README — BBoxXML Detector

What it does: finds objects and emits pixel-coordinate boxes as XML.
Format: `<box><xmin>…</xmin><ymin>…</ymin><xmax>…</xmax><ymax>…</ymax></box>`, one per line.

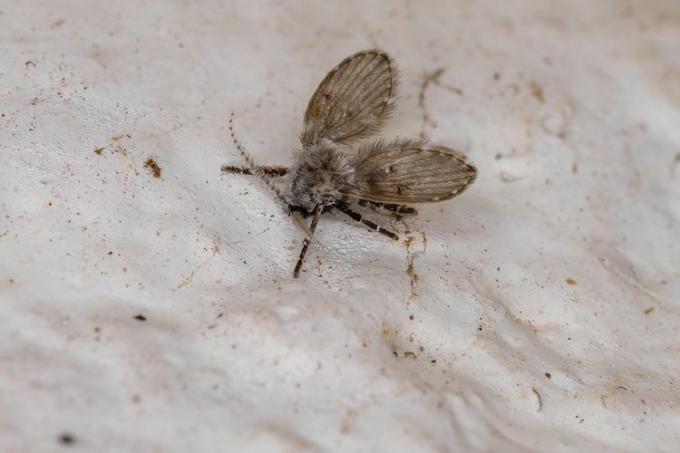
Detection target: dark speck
<box><xmin>133</xmin><ymin>314</ymin><xmax>147</xmax><ymax>322</ymax></box>
<box><xmin>58</xmin><ymin>433</ymin><xmax>76</xmax><ymax>445</ymax></box>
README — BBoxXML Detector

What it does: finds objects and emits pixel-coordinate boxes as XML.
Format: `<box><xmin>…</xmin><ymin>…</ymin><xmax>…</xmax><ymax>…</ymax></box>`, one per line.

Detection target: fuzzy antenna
<box><xmin>228</xmin><ymin>112</ymin><xmax>310</xmax><ymax>235</ymax></box>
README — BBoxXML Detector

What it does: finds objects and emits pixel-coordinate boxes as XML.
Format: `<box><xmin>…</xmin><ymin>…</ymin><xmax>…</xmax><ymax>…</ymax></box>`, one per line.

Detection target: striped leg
<box><xmin>335</xmin><ymin>203</ymin><xmax>399</xmax><ymax>241</ymax></box>
<box><xmin>357</xmin><ymin>200</ymin><xmax>418</xmax><ymax>215</ymax></box>
<box><xmin>221</xmin><ymin>165</ymin><xmax>289</xmax><ymax>177</ymax></box>
<box><xmin>293</xmin><ymin>206</ymin><xmax>322</xmax><ymax>278</ymax></box>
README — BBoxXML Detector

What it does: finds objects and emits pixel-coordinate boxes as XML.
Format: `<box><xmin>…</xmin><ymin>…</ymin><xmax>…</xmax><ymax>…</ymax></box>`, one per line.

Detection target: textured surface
<box><xmin>1</xmin><ymin>1</ymin><xmax>680</xmax><ymax>452</ymax></box>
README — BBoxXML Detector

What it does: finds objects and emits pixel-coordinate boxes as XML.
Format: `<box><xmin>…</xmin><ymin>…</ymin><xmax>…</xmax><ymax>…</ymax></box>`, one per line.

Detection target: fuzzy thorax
<box><xmin>287</xmin><ymin>145</ymin><xmax>356</xmax><ymax>212</ymax></box>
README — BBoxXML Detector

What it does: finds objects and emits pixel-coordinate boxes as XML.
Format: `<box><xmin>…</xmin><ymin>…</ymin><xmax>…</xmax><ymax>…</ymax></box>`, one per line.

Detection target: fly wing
<box><xmin>300</xmin><ymin>50</ymin><xmax>398</xmax><ymax>148</ymax></box>
<box><xmin>343</xmin><ymin>139</ymin><xmax>477</xmax><ymax>203</ymax></box>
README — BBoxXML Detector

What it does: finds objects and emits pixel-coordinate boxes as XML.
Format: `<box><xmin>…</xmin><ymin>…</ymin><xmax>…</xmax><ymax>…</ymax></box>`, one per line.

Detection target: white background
<box><xmin>1</xmin><ymin>1</ymin><xmax>679</xmax><ymax>451</ymax></box>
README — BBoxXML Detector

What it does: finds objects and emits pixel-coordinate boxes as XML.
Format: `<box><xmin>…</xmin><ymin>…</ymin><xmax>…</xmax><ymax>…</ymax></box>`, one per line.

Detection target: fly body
<box><xmin>287</xmin><ymin>144</ymin><xmax>356</xmax><ymax>214</ymax></box>
<box><xmin>224</xmin><ymin>49</ymin><xmax>478</xmax><ymax>277</ymax></box>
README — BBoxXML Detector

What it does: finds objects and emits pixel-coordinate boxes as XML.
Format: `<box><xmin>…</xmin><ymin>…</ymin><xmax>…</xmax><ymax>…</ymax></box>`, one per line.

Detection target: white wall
<box><xmin>1</xmin><ymin>1</ymin><xmax>679</xmax><ymax>451</ymax></box>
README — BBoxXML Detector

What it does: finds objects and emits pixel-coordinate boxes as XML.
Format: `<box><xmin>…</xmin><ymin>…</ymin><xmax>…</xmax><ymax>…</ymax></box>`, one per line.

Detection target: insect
<box><xmin>224</xmin><ymin>49</ymin><xmax>477</xmax><ymax>278</ymax></box>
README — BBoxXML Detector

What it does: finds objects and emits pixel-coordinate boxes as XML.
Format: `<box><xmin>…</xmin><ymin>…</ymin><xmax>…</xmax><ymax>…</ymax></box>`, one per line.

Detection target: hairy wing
<box><xmin>343</xmin><ymin>139</ymin><xmax>477</xmax><ymax>203</ymax></box>
<box><xmin>301</xmin><ymin>49</ymin><xmax>398</xmax><ymax>148</ymax></box>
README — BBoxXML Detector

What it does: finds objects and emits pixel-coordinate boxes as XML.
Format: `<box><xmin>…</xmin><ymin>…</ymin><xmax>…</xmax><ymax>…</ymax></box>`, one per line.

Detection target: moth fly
<box><xmin>225</xmin><ymin>49</ymin><xmax>477</xmax><ymax>277</ymax></box>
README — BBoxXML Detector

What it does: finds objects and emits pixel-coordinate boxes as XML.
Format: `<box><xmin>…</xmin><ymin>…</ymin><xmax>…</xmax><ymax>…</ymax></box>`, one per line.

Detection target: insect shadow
<box><xmin>224</xmin><ymin>49</ymin><xmax>477</xmax><ymax>278</ymax></box>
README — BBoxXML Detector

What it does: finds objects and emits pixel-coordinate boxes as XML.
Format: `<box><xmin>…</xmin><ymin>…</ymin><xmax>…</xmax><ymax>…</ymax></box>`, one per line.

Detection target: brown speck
<box><xmin>132</xmin><ymin>394</ymin><xmax>142</xmax><ymax>403</ymax></box>
<box><xmin>403</xmin><ymin>351</ymin><xmax>417</xmax><ymax>359</ymax></box>
<box><xmin>671</xmin><ymin>153</ymin><xmax>680</xmax><ymax>179</ymax></box>
<box><xmin>144</xmin><ymin>158</ymin><xmax>162</xmax><ymax>178</ymax></box>
<box><xmin>25</xmin><ymin>60</ymin><xmax>36</xmax><ymax>68</ymax></box>
<box><xmin>58</xmin><ymin>433</ymin><xmax>75</xmax><ymax>445</ymax></box>
<box><xmin>545</xmin><ymin>372</ymin><xmax>552</xmax><ymax>379</ymax></box>
<box><xmin>51</xmin><ymin>18</ymin><xmax>65</xmax><ymax>29</ymax></box>
<box><xmin>133</xmin><ymin>314</ymin><xmax>147</xmax><ymax>322</ymax></box>
<box><xmin>107</xmin><ymin>251</ymin><xmax>113</xmax><ymax>255</ymax></box>
<box><xmin>571</xmin><ymin>162</ymin><xmax>578</xmax><ymax>174</ymax></box>
<box><xmin>529</xmin><ymin>81</ymin><xmax>545</xmax><ymax>103</ymax></box>
<box><xmin>409</xmin><ymin>314</ymin><xmax>414</xmax><ymax>321</ymax></box>
<box><xmin>565</xmin><ymin>278</ymin><xmax>577</xmax><ymax>285</ymax></box>
<box><xmin>114</xmin><ymin>145</ymin><xmax>128</xmax><ymax>156</ymax></box>
<box><xmin>94</xmin><ymin>147</ymin><xmax>104</xmax><ymax>155</ymax></box>
<box><xmin>643</xmin><ymin>307</ymin><xmax>654</xmax><ymax>315</ymax></box>
<box><xmin>532</xmin><ymin>387</ymin><xmax>543</xmax><ymax>412</ymax></box>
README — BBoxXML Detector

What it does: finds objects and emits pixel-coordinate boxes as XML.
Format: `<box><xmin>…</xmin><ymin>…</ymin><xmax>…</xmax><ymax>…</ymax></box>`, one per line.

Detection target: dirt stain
<box><xmin>532</xmin><ymin>387</ymin><xmax>543</xmax><ymax>412</ymax></box>
<box><xmin>671</xmin><ymin>152</ymin><xmax>680</xmax><ymax>179</ymax></box>
<box><xmin>398</xmin><ymin>215</ymin><xmax>427</xmax><ymax>300</ymax></box>
<box><xmin>50</xmin><ymin>18</ymin><xmax>65</xmax><ymax>29</ymax></box>
<box><xmin>177</xmin><ymin>270</ymin><xmax>194</xmax><ymax>289</ymax></box>
<box><xmin>418</xmin><ymin>67</ymin><xmax>463</xmax><ymax>139</ymax></box>
<box><xmin>529</xmin><ymin>81</ymin><xmax>545</xmax><ymax>103</ymax></box>
<box><xmin>144</xmin><ymin>158</ymin><xmax>162</xmax><ymax>178</ymax></box>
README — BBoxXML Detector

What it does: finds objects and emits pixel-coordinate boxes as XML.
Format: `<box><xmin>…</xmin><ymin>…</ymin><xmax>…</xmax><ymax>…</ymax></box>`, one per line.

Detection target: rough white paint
<box><xmin>1</xmin><ymin>1</ymin><xmax>680</xmax><ymax>451</ymax></box>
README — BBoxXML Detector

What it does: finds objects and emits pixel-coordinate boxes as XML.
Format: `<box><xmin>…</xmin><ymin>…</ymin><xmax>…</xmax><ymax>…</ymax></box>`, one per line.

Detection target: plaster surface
<box><xmin>1</xmin><ymin>1</ymin><xmax>679</xmax><ymax>451</ymax></box>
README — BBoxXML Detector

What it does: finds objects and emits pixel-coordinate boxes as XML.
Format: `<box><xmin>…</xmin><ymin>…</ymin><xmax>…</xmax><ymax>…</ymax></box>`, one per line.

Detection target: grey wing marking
<box><xmin>301</xmin><ymin>49</ymin><xmax>398</xmax><ymax>148</ymax></box>
<box><xmin>343</xmin><ymin>139</ymin><xmax>477</xmax><ymax>203</ymax></box>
